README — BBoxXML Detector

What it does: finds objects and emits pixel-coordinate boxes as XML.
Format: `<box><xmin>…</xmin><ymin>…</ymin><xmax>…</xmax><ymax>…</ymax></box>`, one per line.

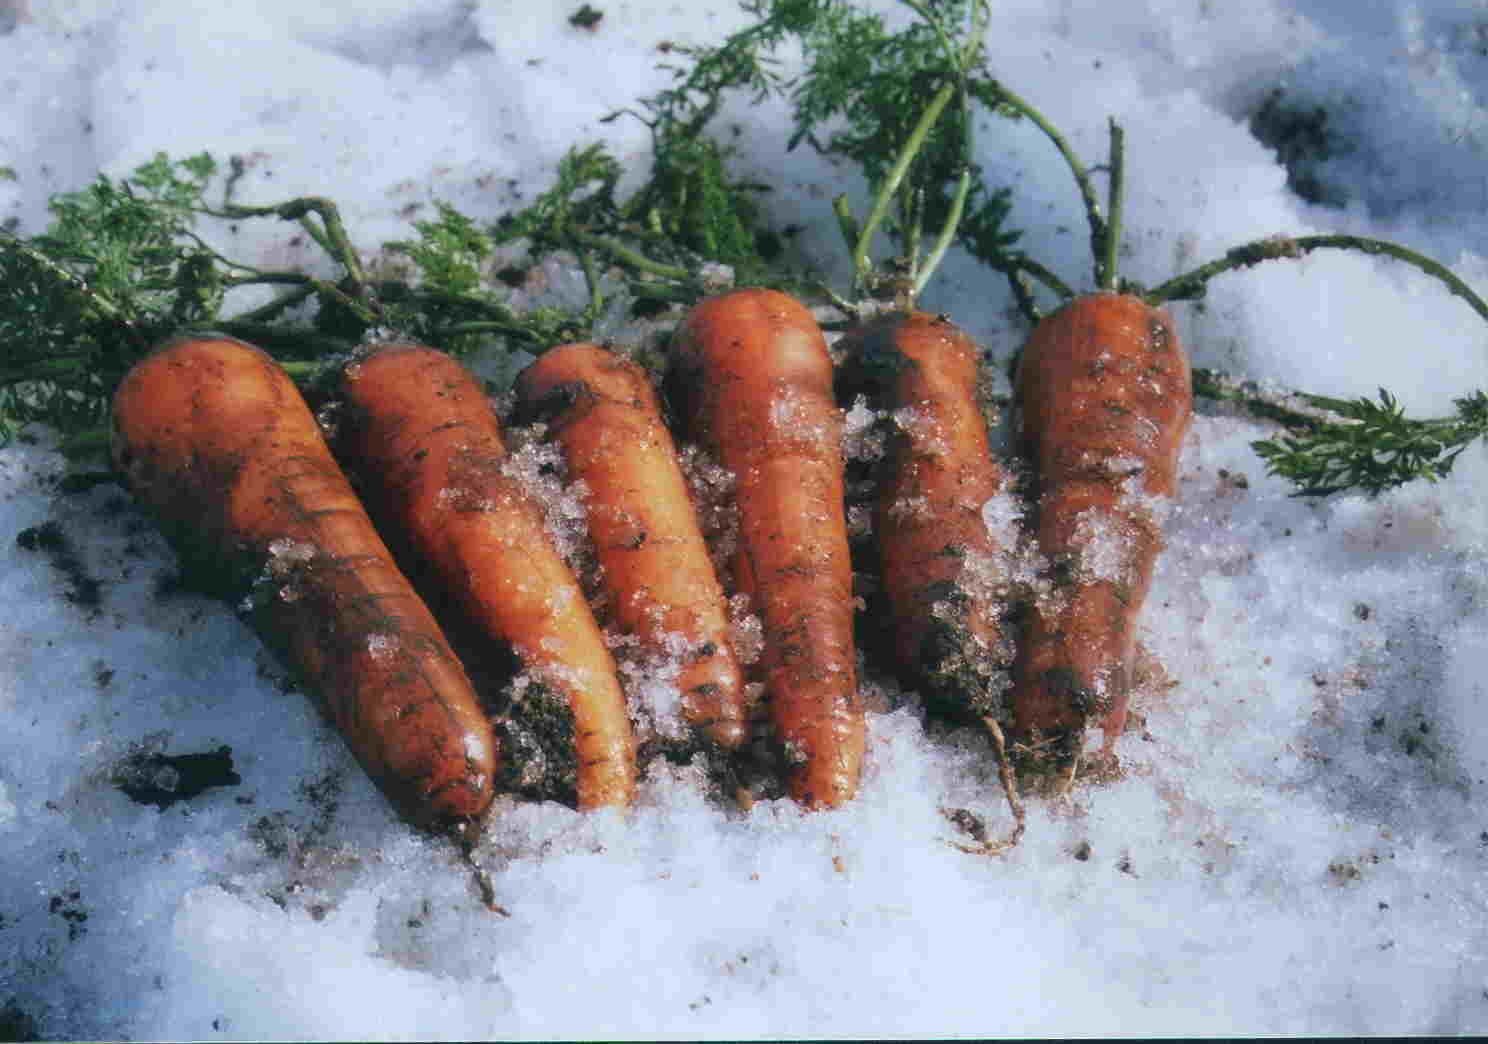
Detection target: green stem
<box><xmin>571</xmin><ymin>230</ymin><xmax>692</xmax><ymax>282</ymax></box>
<box><xmin>813</xmin><ymin>280</ymin><xmax>861</xmax><ymax>322</ymax></box>
<box><xmin>630</xmin><ymin>280</ymin><xmax>711</xmax><ymax>304</ymax></box>
<box><xmin>210</xmin><ymin>197</ymin><xmax>374</xmax><ymax>314</ymax></box>
<box><xmin>906</xmin><ymin>1</ymin><xmax>989</xmax><ymax>302</ymax></box>
<box><xmin>1101</xmin><ymin>119</ymin><xmax>1126</xmax><ymax>291</ymax></box>
<box><xmin>278</xmin><ymin>360</ymin><xmax>322</xmax><ymax>380</ymax></box>
<box><xmin>912</xmin><ymin>169</ymin><xmax>971</xmax><ymax>301</ymax></box>
<box><xmin>210</xmin><ymin>320</ymin><xmax>358</xmax><ymax>357</ymax></box>
<box><xmin>853</xmin><ymin>80</ymin><xmax>959</xmax><ymax>292</ymax></box>
<box><xmin>832</xmin><ymin>194</ymin><xmax>862</xmax><ymax>261</ymax></box>
<box><xmin>1190</xmin><ymin>367</ymin><xmax>1328</xmax><ymax>430</ymax></box>
<box><xmin>983</xmin><ymin>80</ymin><xmax>1106</xmax><ymax>279</ymax></box>
<box><xmin>1004</xmin><ymin>254</ymin><xmax>1076</xmax><ymax>302</ymax></box>
<box><xmin>56</xmin><ymin>428</ymin><xmax>113</xmax><ymax>458</ymax></box>
<box><xmin>576</xmin><ymin>246</ymin><xmax>605</xmax><ymax>318</ymax></box>
<box><xmin>901</xmin><ymin>0</ymin><xmax>965</xmax><ymax>73</ymax></box>
<box><xmin>901</xmin><ymin>185</ymin><xmax>925</xmax><ymax>292</ymax></box>
<box><xmin>441</xmin><ymin>320</ymin><xmax>544</xmax><ymax>342</ymax></box>
<box><xmin>229</xmin><ymin>283</ymin><xmax>317</xmax><ymax>324</ymax></box>
<box><xmin>1004</xmin><ymin>269</ymin><xmax>1041</xmax><ymax>325</ymax></box>
<box><xmin>1146</xmin><ymin>234</ymin><xmax>1488</xmax><ymax>325</ymax></box>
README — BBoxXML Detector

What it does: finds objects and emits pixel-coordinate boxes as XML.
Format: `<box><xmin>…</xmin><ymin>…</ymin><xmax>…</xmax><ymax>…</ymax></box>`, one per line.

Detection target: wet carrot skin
<box><xmin>670</xmin><ymin>288</ymin><xmax>865</xmax><ymax>809</ymax></box>
<box><xmin>1011</xmin><ymin>292</ymin><xmax>1192</xmax><ymax>761</ymax></box>
<box><xmin>333</xmin><ymin>343</ymin><xmax>637</xmax><ymax>810</ymax></box>
<box><xmin>512</xmin><ymin>343</ymin><xmax>747</xmax><ymax>751</ymax></box>
<box><xmin>111</xmin><ymin>336</ymin><xmax>498</xmax><ymax>831</ymax></box>
<box><xmin>837</xmin><ymin>311</ymin><xmax>1012</xmax><ymax>720</ymax></box>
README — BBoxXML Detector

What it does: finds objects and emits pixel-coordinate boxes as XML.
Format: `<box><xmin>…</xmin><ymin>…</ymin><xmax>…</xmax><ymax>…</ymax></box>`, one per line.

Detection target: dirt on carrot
<box><xmin>837</xmin><ymin>310</ymin><xmax>1016</xmax><ymax>724</ymax></box>
<box><xmin>111</xmin><ymin>335</ymin><xmax>500</xmax><ymax>832</ymax></box>
<box><xmin>512</xmin><ymin>342</ymin><xmax>748</xmax><ymax>756</ymax></box>
<box><xmin>1010</xmin><ymin>292</ymin><xmax>1193</xmax><ymax>773</ymax></box>
<box><xmin>331</xmin><ymin>342</ymin><xmax>636</xmax><ymax>810</ymax></box>
<box><xmin>668</xmin><ymin>288</ymin><xmax>865</xmax><ymax>809</ymax></box>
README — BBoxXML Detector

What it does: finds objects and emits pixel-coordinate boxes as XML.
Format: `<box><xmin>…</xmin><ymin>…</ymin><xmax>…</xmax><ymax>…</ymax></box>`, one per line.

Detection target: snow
<box><xmin>6</xmin><ymin>0</ymin><xmax>1488</xmax><ymax>1038</ymax></box>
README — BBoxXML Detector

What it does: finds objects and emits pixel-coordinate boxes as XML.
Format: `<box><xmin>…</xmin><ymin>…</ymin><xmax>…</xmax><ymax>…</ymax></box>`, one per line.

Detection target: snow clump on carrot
<box><xmin>512</xmin><ymin>342</ymin><xmax>748</xmax><ymax>754</ymax></box>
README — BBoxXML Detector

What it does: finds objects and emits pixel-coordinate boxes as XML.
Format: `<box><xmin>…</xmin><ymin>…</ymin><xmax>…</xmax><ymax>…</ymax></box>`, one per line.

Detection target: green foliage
<box><xmin>0</xmin><ymin>251</ymin><xmax>116</xmax><ymax>443</ymax></box>
<box><xmin>5</xmin><ymin>2</ymin><xmax>1472</xmax><ymax>501</ymax></box>
<box><xmin>616</xmin><ymin>0</ymin><xmax>809</xmax><ymax>271</ymax></box>
<box><xmin>628</xmin><ymin>134</ymin><xmax>765</xmax><ymax>267</ymax></box>
<box><xmin>1253</xmin><ymin>388</ymin><xmax>1488</xmax><ymax>496</ymax></box>
<box><xmin>0</xmin><ymin>153</ymin><xmax>224</xmax><ymax>446</ymax></box>
<box><xmin>494</xmin><ymin>144</ymin><xmax>622</xmax><ymax>258</ymax></box>
<box><xmin>786</xmin><ymin>0</ymin><xmax>1016</xmax><ymax>264</ymax></box>
<box><xmin>390</xmin><ymin>201</ymin><xmax>494</xmax><ymax>297</ymax></box>
<box><xmin>36</xmin><ymin>151</ymin><xmax>219</xmax><ymax>330</ymax></box>
<box><xmin>382</xmin><ymin>201</ymin><xmax>546</xmax><ymax>354</ymax></box>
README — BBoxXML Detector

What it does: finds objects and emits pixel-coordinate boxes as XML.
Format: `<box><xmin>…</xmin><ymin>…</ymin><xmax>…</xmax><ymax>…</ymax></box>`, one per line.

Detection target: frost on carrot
<box><xmin>512</xmin><ymin>342</ymin><xmax>747</xmax><ymax>754</ymax></box>
<box><xmin>836</xmin><ymin>311</ymin><xmax>1015</xmax><ymax>724</ymax></box>
<box><xmin>668</xmin><ymin>288</ymin><xmax>865</xmax><ymax>809</ymax></box>
<box><xmin>111</xmin><ymin>335</ymin><xmax>498</xmax><ymax>832</ymax></box>
<box><xmin>1010</xmin><ymin>293</ymin><xmax>1192</xmax><ymax>768</ymax></box>
<box><xmin>331</xmin><ymin>342</ymin><xmax>636</xmax><ymax>810</ymax></box>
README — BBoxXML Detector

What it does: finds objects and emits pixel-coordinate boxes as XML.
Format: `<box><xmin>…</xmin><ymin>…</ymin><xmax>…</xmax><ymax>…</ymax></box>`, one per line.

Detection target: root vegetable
<box><xmin>512</xmin><ymin>342</ymin><xmax>746</xmax><ymax>751</ymax></box>
<box><xmin>669</xmin><ymin>288</ymin><xmax>864</xmax><ymax>808</ymax></box>
<box><xmin>111</xmin><ymin>335</ymin><xmax>498</xmax><ymax>831</ymax></box>
<box><xmin>1010</xmin><ymin>292</ymin><xmax>1192</xmax><ymax>766</ymax></box>
<box><xmin>332</xmin><ymin>342</ymin><xmax>636</xmax><ymax>810</ymax></box>
<box><xmin>837</xmin><ymin>311</ymin><xmax>1014</xmax><ymax>721</ymax></box>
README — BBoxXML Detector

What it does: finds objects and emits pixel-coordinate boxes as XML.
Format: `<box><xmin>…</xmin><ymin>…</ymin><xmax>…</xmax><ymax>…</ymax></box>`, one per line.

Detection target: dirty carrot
<box><xmin>111</xmin><ymin>335</ymin><xmax>499</xmax><ymax>832</ymax></box>
<box><xmin>512</xmin><ymin>342</ymin><xmax>747</xmax><ymax>751</ymax></box>
<box><xmin>669</xmin><ymin>288</ymin><xmax>865</xmax><ymax>808</ymax></box>
<box><xmin>838</xmin><ymin>310</ymin><xmax>1025</xmax><ymax>845</ymax></box>
<box><xmin>1010</xmin><ymin>292</ymin><xmax>1192</xmax><ymax>768</ymax></box>
<box><xmin>837</xmin><ymin>311</ymin><xmax>1013</xmax><ymax>717</ymax></box>
<box><xmin>331</xmin><ymin>342</ymin><xmax>636</xmax><ymax>810</ymax></box>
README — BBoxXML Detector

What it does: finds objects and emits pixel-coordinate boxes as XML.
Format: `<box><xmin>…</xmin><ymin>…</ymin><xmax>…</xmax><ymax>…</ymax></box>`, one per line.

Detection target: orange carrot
<box><xmin>669</xmin><ymin>288</ymin><xmax>864</xmax><ymax>808</ymax></box>
<box><xmin>332</xmin><ymin>342</ymin><xmax>636</xmax><ymax>810</ymax></box>
<box><xmin>512</xmin><ymin>342</ymin><xmax>747</xmax><ymax>751</ymax></box>
<box><xmin>111</xmin><ymin>335</ymin><xmax>498</xmax><ymax>831</ymax></box>
<box><xmin>836</xmin><ymin>311</ymin><xmax>1013</xmax><ymax>721</ymax></box>
<box><xmin>1010</xmin><ymin>292</ymin><xmax>1192</xmax><ymax>766</ymax></box>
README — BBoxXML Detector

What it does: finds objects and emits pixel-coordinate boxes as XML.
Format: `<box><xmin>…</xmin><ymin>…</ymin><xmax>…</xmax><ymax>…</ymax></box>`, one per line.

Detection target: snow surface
<box><xmin>6</xmin><ymin>0</ymin><xmax>1488</xmax><ymax>1038</ymax></box>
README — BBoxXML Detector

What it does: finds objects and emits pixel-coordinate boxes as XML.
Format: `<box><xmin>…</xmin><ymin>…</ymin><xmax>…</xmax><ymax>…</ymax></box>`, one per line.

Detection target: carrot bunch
<box><xmin>112</xmin><ymin>336</ymin><xmax>501</xmax><ymax>832</ymax></box>
<box><xmin>331</xmin><ymin>342</ymin><xmax>637</xmax><ymax>810</ymax></box>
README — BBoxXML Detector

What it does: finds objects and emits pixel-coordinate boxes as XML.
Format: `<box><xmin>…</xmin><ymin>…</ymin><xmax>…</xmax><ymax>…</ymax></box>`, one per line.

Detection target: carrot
<box><xmin>512</xmin><ymin>342</ymin><xmax>747</xmax><ymax>751</ymax></box>
<box><xmin>1010</xmin><ymin>292</ymin><xmax>1192</xmax><ymax>767</ymax></box>
<box><xmin>110</xmin><ymin>335</ymin><xmax>498</xmax><ymax>831</ymax></box>
<box><xmin>331</xmin><ymin>342</ymin><xmax>636</xmax><ymax>810</ymax></box>
<box><xmin>836</xmin><ymin>311</ymin><xmax>1014</xmax><ymax>721</ymax></box>
<box><xmin>669</xmin><ymin>288</ymin><xmax>864</xmax><ymax>808</ymax></box>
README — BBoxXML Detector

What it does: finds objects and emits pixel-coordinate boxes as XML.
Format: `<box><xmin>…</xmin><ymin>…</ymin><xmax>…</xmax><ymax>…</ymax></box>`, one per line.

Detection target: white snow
<box><xmin>5</xmin><ymin>0</ymin><xmax>1488</xmax><ymax>1038</ymax></box>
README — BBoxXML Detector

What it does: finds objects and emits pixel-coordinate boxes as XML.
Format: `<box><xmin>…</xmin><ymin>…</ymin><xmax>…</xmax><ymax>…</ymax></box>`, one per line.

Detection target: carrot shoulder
<box><xmin>111</xmin><ymin>335</ymin><xmax>498</xmax><ymax>831</ymax></box>
<box><xmin>837</xmin><ymin>311</ymin><xmax>1013</xmax><ymax>721</ymax></box>
<box><xmin>669</xmin><ymin>288</ymin><xmax>864</xmax><ymax>808</ymax></box>
<box><xmin>332</xmin><ymin>342</ymin><xmax>636</xmax><ymax>810</ymax></box>
<box><xmin>512</xmin><ymin>343</ymin><xmax>746</xmax><ymax>751</ymax></box>
<box><xmin>1011</xmin><ymin>292</ymin><xmax>1192</xmax><ymax>763</ymax></box>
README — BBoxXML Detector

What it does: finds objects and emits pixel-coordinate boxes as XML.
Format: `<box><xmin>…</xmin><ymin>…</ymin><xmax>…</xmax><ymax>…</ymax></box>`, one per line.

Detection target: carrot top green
<box><xmin>3</xmin><ymin>0</ymin><xmax>1486</xmax><ymax>495</ymax></box>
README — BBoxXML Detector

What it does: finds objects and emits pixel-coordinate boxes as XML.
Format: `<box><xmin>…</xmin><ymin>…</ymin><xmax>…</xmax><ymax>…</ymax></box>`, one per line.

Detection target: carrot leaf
<box><xmin>1252</xmin><ymin>388</ymin><xmax>1488</xmax><ymax>496</ymax></box>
